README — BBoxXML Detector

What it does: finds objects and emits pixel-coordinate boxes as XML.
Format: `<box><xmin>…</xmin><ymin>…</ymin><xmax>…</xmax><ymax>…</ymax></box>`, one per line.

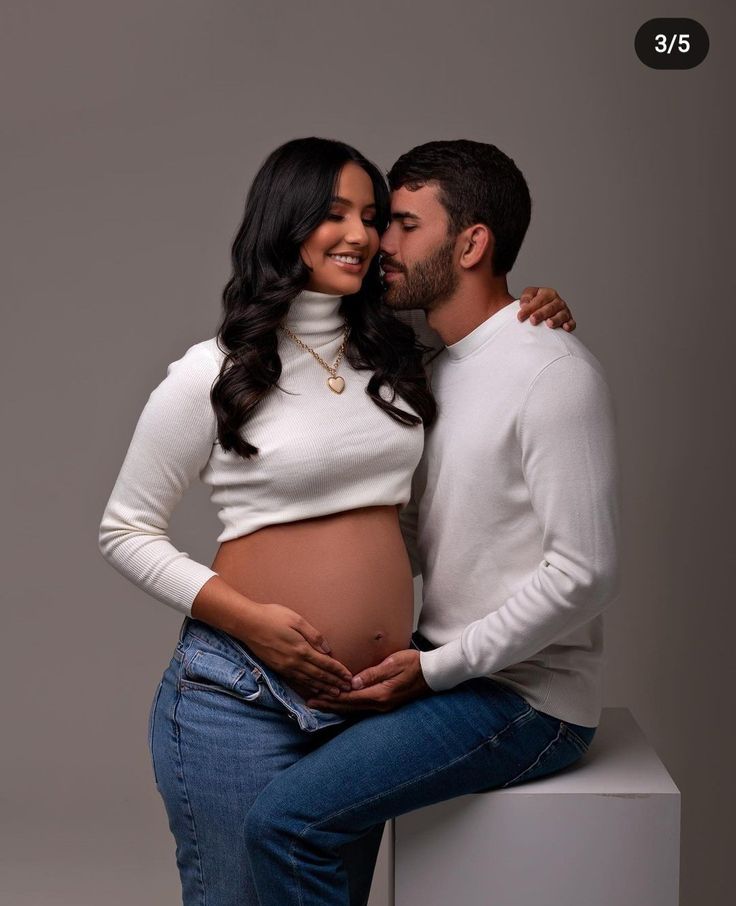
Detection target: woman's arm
<box><xmin>98</xmin><ymin>341</ymin><xmax>222</xmax><ymax>610</ymax></box>
<box><xmin>98</xmin><ymin>340</ymin><xmax>352</xmax><ymax>692</ymax></box>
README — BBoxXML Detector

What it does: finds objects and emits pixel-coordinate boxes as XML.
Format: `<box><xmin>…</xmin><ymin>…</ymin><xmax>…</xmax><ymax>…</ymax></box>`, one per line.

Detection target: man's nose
<box><xmin>379</xmin><ymin>228</ymin><xmax>396</xmax><ymax>257</ymax></box>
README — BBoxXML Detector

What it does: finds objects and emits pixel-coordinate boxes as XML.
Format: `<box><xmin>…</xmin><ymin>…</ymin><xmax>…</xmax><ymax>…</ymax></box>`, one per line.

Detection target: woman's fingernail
<box><xmin>352</xmin><ymin>677</ymin><xmax>364</xmax><ymax>689</ymax></box>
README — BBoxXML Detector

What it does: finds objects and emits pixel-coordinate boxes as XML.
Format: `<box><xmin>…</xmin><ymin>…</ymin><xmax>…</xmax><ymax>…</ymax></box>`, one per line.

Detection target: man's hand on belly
<box><xmin>306</xmin><ymin>650</ymin><xmax>431</xmax><ymax>713</ymax></box>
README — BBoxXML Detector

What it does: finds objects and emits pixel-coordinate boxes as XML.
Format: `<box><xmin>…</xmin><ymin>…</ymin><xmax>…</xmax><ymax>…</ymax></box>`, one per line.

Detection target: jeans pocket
<box><xmin>501</xmin><ymin>717</ymin><xmax>587</xmax><ymax>788</ymax></box>
<box><xmin>562</xmin><ymin>722</ymin><xmax>595</xmax><ymax>755</ymax></box>
<box><xmin>179</xmin><ymin>648</ymin><xmax>263</xmax><ymax>703</ymax></box>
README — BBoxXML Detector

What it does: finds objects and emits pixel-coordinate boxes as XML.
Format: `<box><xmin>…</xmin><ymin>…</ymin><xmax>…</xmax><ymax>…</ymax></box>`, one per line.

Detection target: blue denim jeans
<box><xmin>243</xmin><ymin>631</ymin><xmax>596</xmax><ymax>906</ymax></box>
<box><xmin>149</xmin><ymin>619</ymin><xmax>595</xmax><ymax>906</ymax></box>
<box><xmin>148</xmin><ymin>616</ymin><xmax>382</xmax><ymax>906</ymax></box>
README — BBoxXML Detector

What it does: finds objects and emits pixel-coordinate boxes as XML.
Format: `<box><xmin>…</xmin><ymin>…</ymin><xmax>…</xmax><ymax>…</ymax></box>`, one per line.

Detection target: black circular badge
<box><xmin>635</xmin><ymin>18</ymin><xmax>709</xmax><ymax>70</ymax></box>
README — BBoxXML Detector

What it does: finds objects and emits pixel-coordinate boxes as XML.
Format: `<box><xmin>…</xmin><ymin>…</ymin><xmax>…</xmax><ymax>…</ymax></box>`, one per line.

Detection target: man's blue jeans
<box><xmin>244</xmin><ymin>631</ymin><xmax>596</xmax><ymax>906</ymax></box>
<box><xmin>150</xmin><ymin>618</ymin><xmax>594</xmax><ymax>905</ymax></box>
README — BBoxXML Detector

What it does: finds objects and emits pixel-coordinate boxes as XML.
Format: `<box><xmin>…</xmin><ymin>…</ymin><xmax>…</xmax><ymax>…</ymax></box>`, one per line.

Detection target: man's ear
<box><xmin>458</xmin><ymin>224</ymin><xmax>492</xmax><ymax>269</ymax></box>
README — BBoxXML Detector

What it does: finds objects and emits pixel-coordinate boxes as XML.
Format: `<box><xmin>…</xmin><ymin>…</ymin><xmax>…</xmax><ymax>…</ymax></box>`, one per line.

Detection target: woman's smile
<box><xmin>327</xmin><ymin>252</ymin><xmax>365</xmax><ymax>273</ymax></box>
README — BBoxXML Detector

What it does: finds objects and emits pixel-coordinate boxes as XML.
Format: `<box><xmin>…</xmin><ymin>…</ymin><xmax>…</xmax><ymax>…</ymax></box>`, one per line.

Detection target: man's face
<box><xmin>380</xmin><ymin>183</ymin><xmax>459</xmax><ymax>312</ymax></box>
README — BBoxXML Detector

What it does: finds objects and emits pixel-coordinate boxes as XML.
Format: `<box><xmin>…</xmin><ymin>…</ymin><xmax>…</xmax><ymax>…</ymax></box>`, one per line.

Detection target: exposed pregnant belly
<box><xmin>210</xmin><ymin>505</ymin><xmax>415</xmax><ymax>690</ymax></box>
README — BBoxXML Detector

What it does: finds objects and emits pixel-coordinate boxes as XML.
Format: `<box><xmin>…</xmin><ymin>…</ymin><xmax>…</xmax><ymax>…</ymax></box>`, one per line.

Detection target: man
<box><xmin>244</xmin><ymin>139</ymin><xmax>620</xmax><ymax>906</ymax></box>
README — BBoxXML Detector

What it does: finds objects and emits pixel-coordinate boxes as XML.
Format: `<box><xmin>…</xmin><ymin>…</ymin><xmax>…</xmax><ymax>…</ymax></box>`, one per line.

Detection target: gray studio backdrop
<box><xmin>2</xmin><ymin>2</ymin><xmax>733</xmax><ymax>904</ymax></box>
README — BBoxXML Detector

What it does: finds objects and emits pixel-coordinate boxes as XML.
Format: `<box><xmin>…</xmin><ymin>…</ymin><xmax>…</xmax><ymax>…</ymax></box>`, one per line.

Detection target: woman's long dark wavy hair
<box><xmin>211</xmin><ymin>137</ymin><xmax>437</xmax><ymax>457</ymax></box>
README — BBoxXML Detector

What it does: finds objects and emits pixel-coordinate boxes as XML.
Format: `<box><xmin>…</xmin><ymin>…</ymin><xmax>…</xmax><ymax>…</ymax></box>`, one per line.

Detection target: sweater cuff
<box><xmin>156</xmin><ymin>565</ymin><xmax>220</xmax><ymax>616</ymax></box>
<box><xmin>419</xmin><ymin>638</ymin><xmax>473</xmax><ymax>691</ymax></box>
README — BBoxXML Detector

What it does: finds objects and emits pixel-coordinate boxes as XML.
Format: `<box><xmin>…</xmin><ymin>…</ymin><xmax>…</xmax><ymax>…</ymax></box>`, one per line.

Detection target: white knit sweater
<box><xmin>98</xmin><ymin>291</ymin><xmax>424</xmax><ymax>614</ymax></box>
<box><xmin>401</xmin><ymin>301</ymin><xmax>620</xmax><ymax>727</ymax></box>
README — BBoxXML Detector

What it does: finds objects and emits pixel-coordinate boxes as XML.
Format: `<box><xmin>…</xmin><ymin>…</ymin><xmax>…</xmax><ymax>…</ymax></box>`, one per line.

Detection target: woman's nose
<box><xmin>344</xmin><ymin>217</ymin><xmax>370</xmax><ymax>245</ymax></box>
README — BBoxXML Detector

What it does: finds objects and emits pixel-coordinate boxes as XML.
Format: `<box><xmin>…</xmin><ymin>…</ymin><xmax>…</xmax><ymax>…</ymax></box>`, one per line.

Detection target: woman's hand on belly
<box><xmin>237</xmin><ymin>601</ymin><xmax>354</xmax><ymax>697</ymax></box>
<box><xmin>305</xmin><ymin>649</ymin><xmax>431</xmax><ymax>713</ymax></box>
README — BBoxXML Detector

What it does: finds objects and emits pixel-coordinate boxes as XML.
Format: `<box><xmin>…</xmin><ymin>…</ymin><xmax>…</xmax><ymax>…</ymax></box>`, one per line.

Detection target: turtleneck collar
<box><xmin>284</xmin><ymin>289</ymin><xmax>345</xmax><ymax>345</ymax></box>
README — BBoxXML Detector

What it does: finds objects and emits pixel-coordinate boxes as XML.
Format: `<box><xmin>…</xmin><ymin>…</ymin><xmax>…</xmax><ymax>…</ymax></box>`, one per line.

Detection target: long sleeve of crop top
<box><xmin>97</xmin><ymin>342</ymin><xmax>220</xmax><ymax>614</ymax></box>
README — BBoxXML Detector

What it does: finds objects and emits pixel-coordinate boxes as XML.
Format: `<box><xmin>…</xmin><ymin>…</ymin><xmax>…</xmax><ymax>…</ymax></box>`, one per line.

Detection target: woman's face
<box><xmin>300</xmin><ymin>161</ymin><xmax>380</xmax><ymax>295</ymax></box>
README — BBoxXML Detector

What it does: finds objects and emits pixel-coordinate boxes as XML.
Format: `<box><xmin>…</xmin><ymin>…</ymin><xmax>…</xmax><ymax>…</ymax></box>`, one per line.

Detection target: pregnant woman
<box><xmin>97</xmin><ymin>136</ymin><xmax>573</xmax><ymax>906</ymax></box>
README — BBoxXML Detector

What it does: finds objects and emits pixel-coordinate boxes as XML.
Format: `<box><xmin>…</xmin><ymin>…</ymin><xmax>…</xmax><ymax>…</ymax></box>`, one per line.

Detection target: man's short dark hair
<box><xmin>387</xmin><ymin>139</ymin><xmax>532</xmax><ymax>276</ymax></box>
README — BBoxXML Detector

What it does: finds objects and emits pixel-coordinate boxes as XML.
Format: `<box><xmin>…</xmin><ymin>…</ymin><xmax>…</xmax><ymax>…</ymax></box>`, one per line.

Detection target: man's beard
<box><xmin>382</xmin><ymin>237</ymin><xmax>458</xmax><ymax>312</ymax></box>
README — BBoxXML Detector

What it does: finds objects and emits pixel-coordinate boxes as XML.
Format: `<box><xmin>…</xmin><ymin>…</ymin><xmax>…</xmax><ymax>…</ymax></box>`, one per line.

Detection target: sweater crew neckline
<box><xmin>445</xmin><ymin>299</ymin><xmax>520</xmax><ymax>362</ymax></box>
<box><xmin>284</xmin><ymin>290</ymin><xmax>345</xmax><ymax>345</ymax></box>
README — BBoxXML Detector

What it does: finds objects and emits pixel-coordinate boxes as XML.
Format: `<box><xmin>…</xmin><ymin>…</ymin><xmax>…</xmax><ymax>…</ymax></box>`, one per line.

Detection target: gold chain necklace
<box><xmin>280</xmin><ymin>324</ymin><xmax>351</xmax><ymax>394</ymax></box>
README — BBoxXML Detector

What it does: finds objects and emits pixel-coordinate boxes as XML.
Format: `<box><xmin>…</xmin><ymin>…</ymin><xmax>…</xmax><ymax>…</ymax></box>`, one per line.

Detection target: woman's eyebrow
<box><xmin>331</xmin><ymin>195</ymin><xmax>376</xmax><ymax>209</ymax></box>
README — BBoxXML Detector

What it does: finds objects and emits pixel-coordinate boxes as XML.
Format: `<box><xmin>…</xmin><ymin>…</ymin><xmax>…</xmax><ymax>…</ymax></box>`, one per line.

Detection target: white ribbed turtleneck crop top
<box><xmin>98</xmin><ymin>290</ymin><xmax>424</xmax><ymax>614</ymax></box>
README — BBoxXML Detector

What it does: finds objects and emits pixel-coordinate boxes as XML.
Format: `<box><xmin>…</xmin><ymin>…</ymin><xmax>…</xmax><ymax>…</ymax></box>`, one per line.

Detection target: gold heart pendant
<box><xmin>327</xmin><ymin>376</ymin><xmax>345</xmax><ymax>394</ymax></box>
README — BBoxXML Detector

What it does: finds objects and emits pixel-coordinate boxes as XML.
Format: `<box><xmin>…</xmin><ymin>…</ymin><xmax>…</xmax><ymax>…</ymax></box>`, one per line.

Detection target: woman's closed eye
<box><xmin>327</xmin><ymin>213</ymin><xmax>377</xmax><ymax>227</ymax></box>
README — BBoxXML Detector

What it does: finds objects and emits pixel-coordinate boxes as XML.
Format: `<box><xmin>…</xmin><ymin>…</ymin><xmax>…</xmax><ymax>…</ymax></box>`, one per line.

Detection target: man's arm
<box><xmin>419</xmin><ymin>353</ymin><xmax>620</xmax><ymax>690</ymax></box>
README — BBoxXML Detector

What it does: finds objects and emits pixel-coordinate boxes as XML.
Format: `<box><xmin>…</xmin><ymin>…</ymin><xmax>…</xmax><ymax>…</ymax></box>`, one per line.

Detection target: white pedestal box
<box><xmin>367</xmin><ymin>707</ymin><xmax>680</xmax><ymax>906</ymax></box>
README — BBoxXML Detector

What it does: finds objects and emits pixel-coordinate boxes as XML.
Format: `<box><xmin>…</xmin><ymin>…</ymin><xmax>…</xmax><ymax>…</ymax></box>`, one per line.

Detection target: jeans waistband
<box><xmin>177</xmin><ymin>616</ymin><xmax>348</xmax><ymax>732</ymax></box>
